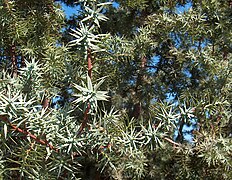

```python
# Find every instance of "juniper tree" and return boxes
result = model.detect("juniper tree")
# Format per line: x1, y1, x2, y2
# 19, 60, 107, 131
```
0, 0, 231, 179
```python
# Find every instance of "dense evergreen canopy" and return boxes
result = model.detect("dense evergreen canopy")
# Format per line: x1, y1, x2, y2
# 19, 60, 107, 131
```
0, 0, 231, 179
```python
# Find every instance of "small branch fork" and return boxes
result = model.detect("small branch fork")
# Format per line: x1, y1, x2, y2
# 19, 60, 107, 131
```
0, 115, 59, 152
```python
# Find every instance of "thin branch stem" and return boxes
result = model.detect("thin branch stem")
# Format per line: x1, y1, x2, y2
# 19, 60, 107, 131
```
10, 44, 17, 78
131, 56, 147, 119
0, 115, 58, 152
21, 55, 26, 68
77, 103, 90, 136
42, 97, 50, 109
87, 48, 92, 78
77, 48, 92, 136
164, 137, 180, 146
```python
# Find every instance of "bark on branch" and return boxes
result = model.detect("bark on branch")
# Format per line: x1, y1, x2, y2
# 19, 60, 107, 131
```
164, 137, 180, 146
77, 103, 90, 136
87, 48, 92, 78
77, 48, 93, 136
10, 44, 18, 78
131, 56, 147, 119
176, 119, 184, 143
0, 115, 58, 152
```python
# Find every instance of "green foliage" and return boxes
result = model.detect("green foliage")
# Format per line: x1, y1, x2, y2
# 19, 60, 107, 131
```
0, 0, 231, 179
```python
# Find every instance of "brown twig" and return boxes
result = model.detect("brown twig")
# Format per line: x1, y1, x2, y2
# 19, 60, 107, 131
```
10, 44, 18, 78
42, 97, 50, 109
87, 48, 92, 78
131, 56, 147, 119
164, 137, 180, 146
77, 103, 90, 136
21, 55, 26, 68
77, 48, 93, 136
0, 115, 58, 152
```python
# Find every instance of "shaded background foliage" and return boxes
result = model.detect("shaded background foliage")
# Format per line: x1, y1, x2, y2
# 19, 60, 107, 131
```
0, 0, 231, 179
